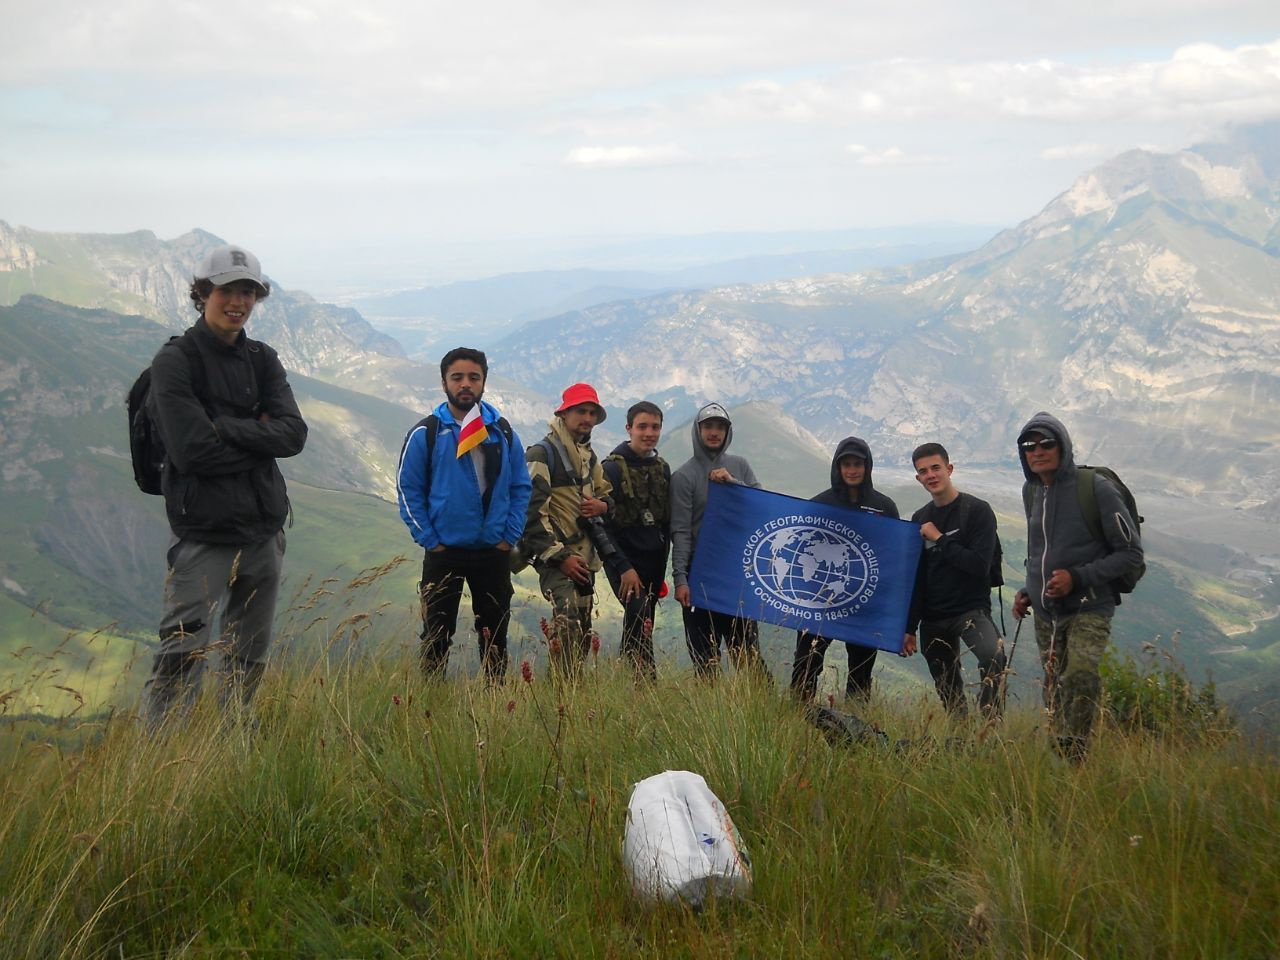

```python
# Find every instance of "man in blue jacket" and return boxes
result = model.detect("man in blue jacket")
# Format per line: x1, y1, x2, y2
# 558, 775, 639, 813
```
397, 348, 532, 682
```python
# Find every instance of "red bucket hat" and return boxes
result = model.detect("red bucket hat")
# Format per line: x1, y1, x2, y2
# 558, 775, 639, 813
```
555, 383, 607, 423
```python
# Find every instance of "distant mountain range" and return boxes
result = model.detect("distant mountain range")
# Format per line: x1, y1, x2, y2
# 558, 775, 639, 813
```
488, 123, 1280, 519
346, 227, 995, 360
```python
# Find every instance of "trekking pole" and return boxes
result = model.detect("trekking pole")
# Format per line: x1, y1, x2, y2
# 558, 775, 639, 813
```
998, 615, 1023, 709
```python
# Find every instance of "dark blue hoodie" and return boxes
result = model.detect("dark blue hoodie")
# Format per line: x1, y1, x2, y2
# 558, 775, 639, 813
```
810, 437, 899, 518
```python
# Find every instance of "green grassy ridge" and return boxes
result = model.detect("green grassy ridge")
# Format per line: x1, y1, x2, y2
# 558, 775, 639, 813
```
0, 650, 1274, 959
0, 296, 425, 644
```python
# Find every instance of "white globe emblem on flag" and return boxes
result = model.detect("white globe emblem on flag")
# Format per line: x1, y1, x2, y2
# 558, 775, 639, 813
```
743, 520, 879, 614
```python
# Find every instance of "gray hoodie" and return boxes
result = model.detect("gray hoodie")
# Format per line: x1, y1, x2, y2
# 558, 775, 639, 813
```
669, 403, 762, 588
1018, 411, 1143, 619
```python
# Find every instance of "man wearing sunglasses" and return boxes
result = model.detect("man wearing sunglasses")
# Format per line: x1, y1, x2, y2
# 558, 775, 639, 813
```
1012, 412, 1143, 761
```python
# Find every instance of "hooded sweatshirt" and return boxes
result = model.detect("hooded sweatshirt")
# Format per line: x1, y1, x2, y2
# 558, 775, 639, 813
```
810, 437, 899, 517
1018, 411, 1144, 619
669, 403, 761, 588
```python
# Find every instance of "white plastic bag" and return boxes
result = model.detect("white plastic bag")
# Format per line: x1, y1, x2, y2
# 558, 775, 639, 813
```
623, 770, 753, 906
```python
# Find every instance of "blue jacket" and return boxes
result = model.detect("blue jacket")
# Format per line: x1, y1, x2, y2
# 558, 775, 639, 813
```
396, 400, 532, 550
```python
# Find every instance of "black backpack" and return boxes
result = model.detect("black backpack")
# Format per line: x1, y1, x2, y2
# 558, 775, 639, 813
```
1075, 465, 1145, 594
956, 492, 1004, 588
127, 335, 197, 495
128, 332, 268, 495
955, 492, 1006, 632
1021, 465, 1145, 595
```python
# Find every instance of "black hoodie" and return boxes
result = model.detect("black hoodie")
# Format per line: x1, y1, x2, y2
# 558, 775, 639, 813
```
602, 440, 670, 582
810, 437, 899, 518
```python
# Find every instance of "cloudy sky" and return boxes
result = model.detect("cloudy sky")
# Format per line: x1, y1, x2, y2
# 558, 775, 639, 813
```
2, 1, 1279, 293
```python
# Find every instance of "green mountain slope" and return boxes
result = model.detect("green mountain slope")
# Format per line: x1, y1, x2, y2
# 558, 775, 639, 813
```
0, 298, 422, 683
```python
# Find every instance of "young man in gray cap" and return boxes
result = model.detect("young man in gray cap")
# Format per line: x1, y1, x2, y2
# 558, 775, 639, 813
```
141, 243, 308, 728
670, 402, 769, 681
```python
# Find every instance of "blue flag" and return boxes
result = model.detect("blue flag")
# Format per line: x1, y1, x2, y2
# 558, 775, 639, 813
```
688, 483, 922, 654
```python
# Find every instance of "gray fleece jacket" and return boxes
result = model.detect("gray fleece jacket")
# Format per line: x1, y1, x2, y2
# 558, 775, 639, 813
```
669, 405, 761, 588
1019, 411, 1144, 619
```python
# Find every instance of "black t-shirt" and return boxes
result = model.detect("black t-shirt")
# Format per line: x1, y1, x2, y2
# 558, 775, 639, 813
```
910, 492, 996, 623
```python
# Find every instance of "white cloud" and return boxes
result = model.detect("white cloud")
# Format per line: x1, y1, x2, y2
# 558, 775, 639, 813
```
563, 144, 690, 168
5, 2, 1277, 136
692, 40, 1280, 129
845, 145, 942, 167
1041, 143, 1108, 160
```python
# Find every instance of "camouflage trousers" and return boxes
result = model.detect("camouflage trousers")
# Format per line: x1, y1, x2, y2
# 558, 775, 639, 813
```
1033, 610, 1112, 744
538, 565, 596, 677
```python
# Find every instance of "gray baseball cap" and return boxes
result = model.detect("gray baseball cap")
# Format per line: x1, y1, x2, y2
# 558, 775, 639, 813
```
696, 402, 731, 425
196, 244, 270, 297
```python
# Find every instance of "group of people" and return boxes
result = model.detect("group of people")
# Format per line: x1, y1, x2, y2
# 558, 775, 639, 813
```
138, 244, 1146, 759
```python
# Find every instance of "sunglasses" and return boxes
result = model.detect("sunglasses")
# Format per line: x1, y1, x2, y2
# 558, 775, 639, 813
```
1019, 438, 1059, 452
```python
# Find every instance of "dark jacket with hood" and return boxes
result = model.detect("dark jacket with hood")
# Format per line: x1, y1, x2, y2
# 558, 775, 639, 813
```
602, 441, 670, 584
669, 404, 761, 589
149, 318, 308, 544
810, 437, 899, 518
1018, 411, 1143, 620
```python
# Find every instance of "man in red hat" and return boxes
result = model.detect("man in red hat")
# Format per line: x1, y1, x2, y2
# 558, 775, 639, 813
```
522, 383, 642, 674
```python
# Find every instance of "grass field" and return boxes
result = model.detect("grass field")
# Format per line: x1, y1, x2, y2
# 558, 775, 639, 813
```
1, 600, 1274, 960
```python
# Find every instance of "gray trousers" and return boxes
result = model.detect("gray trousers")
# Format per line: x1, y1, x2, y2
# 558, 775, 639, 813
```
141, 532, 285, 729
919, 608, 1006, 718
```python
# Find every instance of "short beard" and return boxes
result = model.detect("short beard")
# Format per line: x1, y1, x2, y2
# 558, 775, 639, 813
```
447, 387, 482, 412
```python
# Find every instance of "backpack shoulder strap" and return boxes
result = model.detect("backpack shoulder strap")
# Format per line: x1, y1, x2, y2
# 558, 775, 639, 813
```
397, 414, 440, 500
532, 436, 560, 475
543, 434, 582, 487
1074, 466, 1105, 543
496, 416, 514, 450
245, 339, 272, 407
166, 330, 214, 416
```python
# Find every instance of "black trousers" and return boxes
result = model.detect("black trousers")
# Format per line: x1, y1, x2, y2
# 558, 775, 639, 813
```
419, 547, 513, 681
920, 609, 1006, 717
790, 632, 878, 702
682, 606, 765, 681
605, 561, 661, 681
